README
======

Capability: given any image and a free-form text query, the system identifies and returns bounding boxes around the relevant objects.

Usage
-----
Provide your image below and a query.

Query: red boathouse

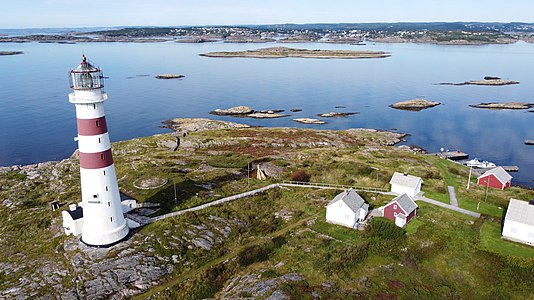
[477,167,512,190]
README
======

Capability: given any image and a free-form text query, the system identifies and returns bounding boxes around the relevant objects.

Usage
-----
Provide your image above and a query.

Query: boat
[525,140,534,145]
[465,158,496,169]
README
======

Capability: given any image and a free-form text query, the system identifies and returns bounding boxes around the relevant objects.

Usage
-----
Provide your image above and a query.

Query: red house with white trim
[477,167,512,190]
[381,194,418,228]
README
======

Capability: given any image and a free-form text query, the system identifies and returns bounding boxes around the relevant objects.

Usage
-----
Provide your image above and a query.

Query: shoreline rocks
[293,118,326,124]
[469,102,534,110]
[390,99,441,111]
[247,113,289,119]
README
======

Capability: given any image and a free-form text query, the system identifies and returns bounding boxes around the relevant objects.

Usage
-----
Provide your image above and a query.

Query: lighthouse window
[96,120,101,127]
[110,217,113,222]
[98,138,101,143]
[93,194,98,199]
[103,170,106,176]
[93,104,96,109]
[105,186,108,191]
[108,202,111,207]
[100,153,105,160]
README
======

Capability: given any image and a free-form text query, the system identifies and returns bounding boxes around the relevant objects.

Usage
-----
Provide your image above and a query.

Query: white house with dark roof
[389,172,423,197]
[502,198,534,246]
[326,188,369,229]
[62,204,84,236]
[381,194,418,228]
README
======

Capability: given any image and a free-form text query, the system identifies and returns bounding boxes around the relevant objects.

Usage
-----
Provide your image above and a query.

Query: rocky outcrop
[469,102,534,110]
[161,118,250,132]
[293,118,326,124]
[318,112,359,118]
[438,78,519,86]
[0,51,23,55]
[155,74,185,79]
[390,99,441,111]
[210,106,254,116]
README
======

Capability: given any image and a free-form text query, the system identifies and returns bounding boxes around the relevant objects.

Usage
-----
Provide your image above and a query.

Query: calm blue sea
[1,38,533,187]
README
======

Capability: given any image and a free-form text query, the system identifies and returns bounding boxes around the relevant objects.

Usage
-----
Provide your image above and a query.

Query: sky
[1,0,534,28]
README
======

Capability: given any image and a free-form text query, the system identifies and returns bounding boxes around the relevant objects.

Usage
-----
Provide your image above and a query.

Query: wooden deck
[433,151,469,160]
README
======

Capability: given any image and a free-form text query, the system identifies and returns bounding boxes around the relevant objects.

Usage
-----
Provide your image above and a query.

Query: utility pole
[467,166,472,190]
[370,166,379,191]
[484,176,490,202]
[173,180,177,204]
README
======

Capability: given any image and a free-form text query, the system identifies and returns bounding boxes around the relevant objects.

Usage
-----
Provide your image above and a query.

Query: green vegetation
[480,221,534,259]
[1,119,533,298]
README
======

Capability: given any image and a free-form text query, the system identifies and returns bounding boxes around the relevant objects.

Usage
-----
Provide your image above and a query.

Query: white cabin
[326,188,369,229]
[389,172,422,197]
[502,198,534,246]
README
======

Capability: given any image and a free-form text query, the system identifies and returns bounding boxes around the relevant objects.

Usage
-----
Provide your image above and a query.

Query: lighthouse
[68,55,129,247]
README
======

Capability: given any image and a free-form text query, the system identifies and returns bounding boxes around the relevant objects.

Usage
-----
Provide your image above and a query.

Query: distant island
[469,102,534,110]
[2,22,534,45]
[438,77,520,86]
[200,47,390,59]
[0,51,23,55]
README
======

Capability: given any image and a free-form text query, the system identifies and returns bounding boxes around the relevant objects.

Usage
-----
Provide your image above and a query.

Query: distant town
[2,22,534,44]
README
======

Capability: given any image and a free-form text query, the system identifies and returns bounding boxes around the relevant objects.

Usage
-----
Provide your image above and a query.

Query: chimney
[69,204,77,211]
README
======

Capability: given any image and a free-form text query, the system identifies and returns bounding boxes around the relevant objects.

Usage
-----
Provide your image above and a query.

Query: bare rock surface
[221,272,304,299]
[318,111,359,118]
[390,98,441,111]
[293,118,326,124]
[210,106,254,116]
[469,102,534,110]
[161,118,250,132]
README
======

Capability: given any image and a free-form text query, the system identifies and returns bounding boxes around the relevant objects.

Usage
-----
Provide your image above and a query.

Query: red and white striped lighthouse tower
[69,55,129,247]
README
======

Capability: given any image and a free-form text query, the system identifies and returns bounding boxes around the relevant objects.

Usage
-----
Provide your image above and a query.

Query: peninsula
[200,47,390,59]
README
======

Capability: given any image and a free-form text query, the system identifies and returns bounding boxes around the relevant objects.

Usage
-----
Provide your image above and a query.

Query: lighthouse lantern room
[67,55,129,247]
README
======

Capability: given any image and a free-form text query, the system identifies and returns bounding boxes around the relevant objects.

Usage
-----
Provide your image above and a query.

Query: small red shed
[477,167,512,190]
[382,194,418,228]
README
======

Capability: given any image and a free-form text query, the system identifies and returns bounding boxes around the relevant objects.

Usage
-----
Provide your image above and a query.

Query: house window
[394,212,398,217]
[345,214,349,220]
[393,204,397,209]
[93,194,98,199]
[96,120,101,127]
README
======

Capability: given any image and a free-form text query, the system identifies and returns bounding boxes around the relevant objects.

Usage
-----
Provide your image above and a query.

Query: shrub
[448,167,460,175]
[237,244,272,266]
[291,170,311,182]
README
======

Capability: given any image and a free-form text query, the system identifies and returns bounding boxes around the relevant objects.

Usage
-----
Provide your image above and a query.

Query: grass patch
[312,216,361,244]
[480,221,534,258]
[405,218,424,235]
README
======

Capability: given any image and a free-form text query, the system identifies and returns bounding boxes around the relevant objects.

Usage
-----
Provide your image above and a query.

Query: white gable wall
[502,219,534,246]
[395,215,407,228]
[62,211,84,236]
[326,201,358,228]
[391,182,421,197]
